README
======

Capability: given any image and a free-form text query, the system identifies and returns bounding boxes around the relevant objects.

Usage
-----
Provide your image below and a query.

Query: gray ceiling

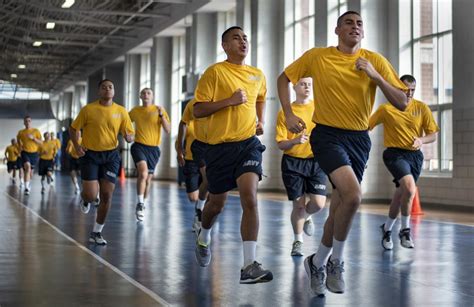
[0,0,211,92]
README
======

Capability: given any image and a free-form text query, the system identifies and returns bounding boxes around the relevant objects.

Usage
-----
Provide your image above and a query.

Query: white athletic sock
[243,241,257,267]
[93,222,104,233]
[137,194,144,204]
[312,243,332,268]
[332,239,345,262]
[196,199,206,211]
[294,233,304,242]
[26,181,31,190]
[384,217,397,231]
[401,215,410,229]
[143,198,148,206]
[198,227,212,245]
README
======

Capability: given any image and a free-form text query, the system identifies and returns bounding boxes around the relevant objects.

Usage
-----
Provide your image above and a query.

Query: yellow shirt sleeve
[422,104,440,135]
[120,107,134,136]
[284,49,313,85]
[257,75,267,103]
[369,105,384,130]
[181,102,193,124]
[275,110,287,143]
[194,68,217,103]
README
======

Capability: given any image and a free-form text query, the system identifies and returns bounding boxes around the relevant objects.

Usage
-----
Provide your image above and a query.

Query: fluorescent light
[18,64,26,69]
[46,22,55,29]
[33,41,43,47]
[11,74,17,78]
[61,0,75,8]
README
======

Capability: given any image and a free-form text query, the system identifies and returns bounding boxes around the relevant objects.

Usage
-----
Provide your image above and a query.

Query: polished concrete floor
[0,171,473,306]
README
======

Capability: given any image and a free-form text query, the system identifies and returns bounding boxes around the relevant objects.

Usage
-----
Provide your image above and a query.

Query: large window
[327,0,347,47]
[400,0,453,174]
[284,0,315,66]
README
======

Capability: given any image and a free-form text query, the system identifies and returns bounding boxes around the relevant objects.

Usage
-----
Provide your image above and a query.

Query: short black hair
[221,26,244,43]
[337,11,361,27]
[400,74,417,83]
[98,79,114,88]
[24,115,31,120]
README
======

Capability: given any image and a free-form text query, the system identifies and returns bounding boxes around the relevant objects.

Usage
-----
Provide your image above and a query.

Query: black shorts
[70,157,81,171]
[16,157,23,169]
[38,159,54,176]
[281,155,328,200]
[183,159,202,193]
[310,124,371,185]
[191,140,207,168]
[131,142,161,174]
[206,136,265,194]
[21,151,39,169]
[80,149,120,184]
[383,148,424,187]
[7,161,18,172]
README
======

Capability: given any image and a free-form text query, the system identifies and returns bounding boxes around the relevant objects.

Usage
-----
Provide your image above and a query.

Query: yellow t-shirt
[66,139,82,159]
[5,145,19,162]
[129,104,170,146]
[39,140,57,160]
[275,101,316,159]
[369,99,439,150]
[181,102,196,161]
[53,138,61,151]
[194,61,267,145]
[284,47,407,131]
[71,100,134,151]
[17,128,42,153]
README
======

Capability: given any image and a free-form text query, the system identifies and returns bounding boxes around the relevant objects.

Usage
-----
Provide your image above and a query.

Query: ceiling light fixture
[33,41,43,47]
[61,0,75,8]
[18,64,26,69]
[11,74,17,78]
[46,22,56,29]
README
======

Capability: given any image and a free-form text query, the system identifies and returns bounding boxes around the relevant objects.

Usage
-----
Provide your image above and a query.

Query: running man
[275,78,327,257]
[277,11,408,295]
[176,99,208,232]
[38,132,57,194]
[369,74,438,250]
[70,79,134,245]
[129,87,170,221]
[66,132,82,194]
[17,115,42,195]
[193,26,273,284]
[5,138,20,184]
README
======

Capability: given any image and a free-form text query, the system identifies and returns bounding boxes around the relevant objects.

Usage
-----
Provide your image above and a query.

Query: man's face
[403,80,416,100]
[140,89,154,104]
[11,139,16,145]
[222,29,248,58]
[23,117,31,128]
[294,77,312,99]
[99,81,115,99]
[335,14,364,46]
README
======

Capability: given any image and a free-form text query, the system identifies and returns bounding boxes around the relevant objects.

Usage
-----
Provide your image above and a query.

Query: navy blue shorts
[21,151,39,169]
[69,157,81,171]
[191,140,207,168]
[310,124,371,185]
[183,159,202,193]
[7,161,18,172]
[131,142,161,174]
[383,148,424,187]
[281,155,328,200]
[205,136,265,194]
[38,159,54,176]
[80,149,120,184]
[16,157,23,169]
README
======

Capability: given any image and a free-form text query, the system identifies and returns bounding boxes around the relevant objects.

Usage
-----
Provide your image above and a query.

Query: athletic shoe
[89,232,107,245]
[136,203,145,221]
[240,261,273,284]
[304,254,327,296]
[326,258,345,293]
[380,224,393,250]
[24,188,30,195]
[80,199,91,214]
[291,240,304,256]
[399,228,415,248]
[303,217,315,236]
[195,230,211,267]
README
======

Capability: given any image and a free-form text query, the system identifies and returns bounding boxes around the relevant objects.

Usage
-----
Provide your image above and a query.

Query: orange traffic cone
[411,187,424,215]
[119,167,126,181]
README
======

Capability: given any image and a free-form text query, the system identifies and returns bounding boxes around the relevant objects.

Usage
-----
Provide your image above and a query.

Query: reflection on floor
[0,172,473,306]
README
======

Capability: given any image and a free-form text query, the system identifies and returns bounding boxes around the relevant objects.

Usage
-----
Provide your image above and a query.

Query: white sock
[196,199,206,210]
[143,198,148,206]
[401,215,410,229]
[294,233,304,242]
[384,217,397,231]
[332,239,345,262]
[198,227,212,245]
[93,222,104,233]
[243,241,257,267]
[312,243,332,268]
[20,178,24,184]
[26,181,31,190]
[137,194,144,204]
